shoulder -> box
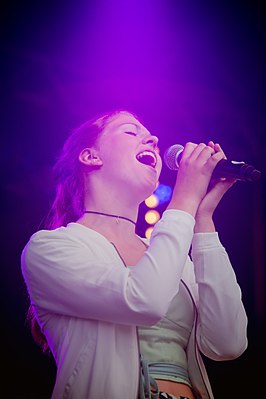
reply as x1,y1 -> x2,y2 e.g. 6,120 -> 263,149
21,224 -> 116,284
21,223 -> 108,264
26,223 -> 105,246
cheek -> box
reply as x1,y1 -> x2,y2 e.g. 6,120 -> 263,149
101,137 -> 127,157
157,157 -> 163,174
100,145 -> 134,172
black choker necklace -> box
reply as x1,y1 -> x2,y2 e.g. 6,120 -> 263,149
83,210 -> 136,226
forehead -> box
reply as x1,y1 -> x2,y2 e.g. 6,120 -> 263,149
103,112 -> 150,135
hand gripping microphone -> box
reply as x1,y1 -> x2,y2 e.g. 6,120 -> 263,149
164,144 -> 261,182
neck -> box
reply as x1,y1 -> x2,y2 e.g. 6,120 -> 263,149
78,210 -> 138,240
84,179 -> 140,218
78,174 -> 147,237
83,210 -> 136,226
78,195 -> 139,238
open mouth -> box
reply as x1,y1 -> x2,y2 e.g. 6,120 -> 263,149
136,150 -> 157,168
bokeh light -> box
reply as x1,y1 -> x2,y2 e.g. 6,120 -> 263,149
145,194 -> 159,208
145,226 -> 154,239
154,183 -> 172,205
145,210 -> 161,225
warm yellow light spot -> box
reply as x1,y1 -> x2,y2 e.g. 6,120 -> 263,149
145,194 -> 159,208
145,210 -> 160,225
145,227 -> 154,239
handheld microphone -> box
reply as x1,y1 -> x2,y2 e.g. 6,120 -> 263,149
164,144 -> 261,182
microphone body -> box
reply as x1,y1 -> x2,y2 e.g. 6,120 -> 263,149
164,144 -> 261,182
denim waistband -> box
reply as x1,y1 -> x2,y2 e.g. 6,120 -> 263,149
148,362 -> 190,385
139,358 -> 191,399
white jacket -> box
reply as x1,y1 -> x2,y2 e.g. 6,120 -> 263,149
21,209 -> 247,398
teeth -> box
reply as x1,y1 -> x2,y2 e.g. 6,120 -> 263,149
136,151 -> 157,167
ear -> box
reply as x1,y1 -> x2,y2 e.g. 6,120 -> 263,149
78,148 -> 103,167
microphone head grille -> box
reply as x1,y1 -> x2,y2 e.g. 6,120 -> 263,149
164,144 -> 184,170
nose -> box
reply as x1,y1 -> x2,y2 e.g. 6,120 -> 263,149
142,135 -> 159,148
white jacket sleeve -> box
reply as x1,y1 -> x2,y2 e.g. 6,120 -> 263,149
21,210 -> 195,326
191,232 -> 248,360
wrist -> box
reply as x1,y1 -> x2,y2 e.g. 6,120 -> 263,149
167,185 -> 206,217
194,214 -> 215,233
167,196 -> 200,218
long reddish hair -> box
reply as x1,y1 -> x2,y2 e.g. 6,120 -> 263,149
27,109 -> 134,353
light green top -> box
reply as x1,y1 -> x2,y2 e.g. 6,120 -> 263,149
138,280 -> 194,386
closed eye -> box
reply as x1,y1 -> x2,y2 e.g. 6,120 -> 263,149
125,131 -> 137,136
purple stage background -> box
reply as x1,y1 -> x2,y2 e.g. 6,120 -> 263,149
1,1 -> 265,397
